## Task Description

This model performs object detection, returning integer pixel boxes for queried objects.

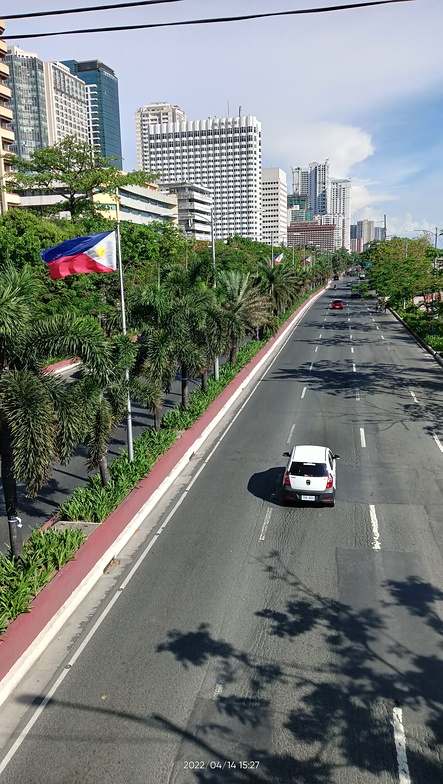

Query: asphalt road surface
[1,283,443,783]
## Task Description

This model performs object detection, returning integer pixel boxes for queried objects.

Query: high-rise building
[0,22,20,213]
[136,103,187,167]
[43,61,88,146]
[262,167,287,246]
[308,160,330,214]
[6,46,48,159]
[291,158,351,250]
[330,178,351,249]
[374,226,385,241]
[351,219,375,247]
[62,60,122,167]
[135,106,262,241]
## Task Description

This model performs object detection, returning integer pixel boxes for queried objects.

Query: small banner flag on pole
[300,255,312,264]
[273,252,284,265]
[40,231,117,280]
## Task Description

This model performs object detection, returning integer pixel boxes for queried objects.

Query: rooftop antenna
[239,105,242,116]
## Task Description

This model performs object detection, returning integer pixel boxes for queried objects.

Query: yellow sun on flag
[96,244,106,258]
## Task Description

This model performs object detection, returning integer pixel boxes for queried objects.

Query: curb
[0,287,326,706]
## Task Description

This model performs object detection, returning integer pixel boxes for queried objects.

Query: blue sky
[4,0,443,242]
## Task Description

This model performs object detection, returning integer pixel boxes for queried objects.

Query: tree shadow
[152,549,443,783]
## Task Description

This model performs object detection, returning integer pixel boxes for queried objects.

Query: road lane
[1,286,443,783]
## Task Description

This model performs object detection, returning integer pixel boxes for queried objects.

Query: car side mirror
[333,454,340,460]
[282,451,290,457]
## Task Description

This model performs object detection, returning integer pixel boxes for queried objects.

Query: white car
[281,445,340,507]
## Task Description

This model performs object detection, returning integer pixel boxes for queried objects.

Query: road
[1,283,443,783]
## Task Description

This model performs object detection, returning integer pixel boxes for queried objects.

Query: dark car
[333,274,339,280]
[331,298,344,309]
[350,290,362,299]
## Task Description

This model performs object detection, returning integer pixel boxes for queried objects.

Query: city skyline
[4,0,443,241]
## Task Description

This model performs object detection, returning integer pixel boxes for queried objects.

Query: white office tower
[43,61,88,146]
[135,109,262,241]
[330,178,351,250]
[262,168,288,246]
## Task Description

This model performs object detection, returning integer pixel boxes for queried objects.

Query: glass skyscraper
[62,59,122,168]
[6,46,48,159]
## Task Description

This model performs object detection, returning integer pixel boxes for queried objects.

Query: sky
[4,0,443,243]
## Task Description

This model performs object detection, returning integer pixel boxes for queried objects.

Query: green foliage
[57,427,177,523]
[0,526,86,636]
[4,135,156,217]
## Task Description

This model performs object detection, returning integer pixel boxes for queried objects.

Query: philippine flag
[273,252,284,265]
[40,231,117,280]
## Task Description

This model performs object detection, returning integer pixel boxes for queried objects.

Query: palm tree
[257,262,303,315]
[0,265,111,554]
[217,270,271,364]
[130,266,218,409]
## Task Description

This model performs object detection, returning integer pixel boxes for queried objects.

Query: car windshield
[332,300,343,305]
[290,461,328,477]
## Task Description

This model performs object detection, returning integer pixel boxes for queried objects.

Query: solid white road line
[409,390,418,404]
[287,423,296,443]
[360,427,366,448]
[432,432,443,453]
[369,504,381,550]
[301,386,307,399]
[259,508,272,542]
[392,707,411,784]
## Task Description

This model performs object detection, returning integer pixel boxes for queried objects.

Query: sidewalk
[0,353,232,553]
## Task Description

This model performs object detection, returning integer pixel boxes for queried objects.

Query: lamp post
[188,209,219,380]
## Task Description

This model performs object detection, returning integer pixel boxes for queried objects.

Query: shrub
[0,527,85,635]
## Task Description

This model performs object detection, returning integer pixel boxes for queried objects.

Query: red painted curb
[0,288,323,683]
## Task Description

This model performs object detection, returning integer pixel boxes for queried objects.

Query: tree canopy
[4,135,157,217]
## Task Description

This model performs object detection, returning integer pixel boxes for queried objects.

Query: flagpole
[116,198,134,462]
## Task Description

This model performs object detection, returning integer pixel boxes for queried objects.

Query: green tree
[257,262,303,315]
[4,135,156,217]
[0,265,111,554]
[129,266,218,408]
[217,270,271,364]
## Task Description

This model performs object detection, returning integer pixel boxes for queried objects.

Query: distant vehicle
[359,274,366,280]
[333,274,339,280]
[350,290,362,299]
[281,444,340,506]
[331,299,344,309]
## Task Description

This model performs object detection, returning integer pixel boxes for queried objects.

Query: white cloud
[264,121,374,179]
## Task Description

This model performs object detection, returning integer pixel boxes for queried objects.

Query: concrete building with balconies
[0,21,20,213]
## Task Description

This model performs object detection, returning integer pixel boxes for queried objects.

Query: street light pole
[211,207,219,380]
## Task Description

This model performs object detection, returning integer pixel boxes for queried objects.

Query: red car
[331,299,344,309]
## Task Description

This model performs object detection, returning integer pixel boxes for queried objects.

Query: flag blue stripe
[40,231,114,264]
